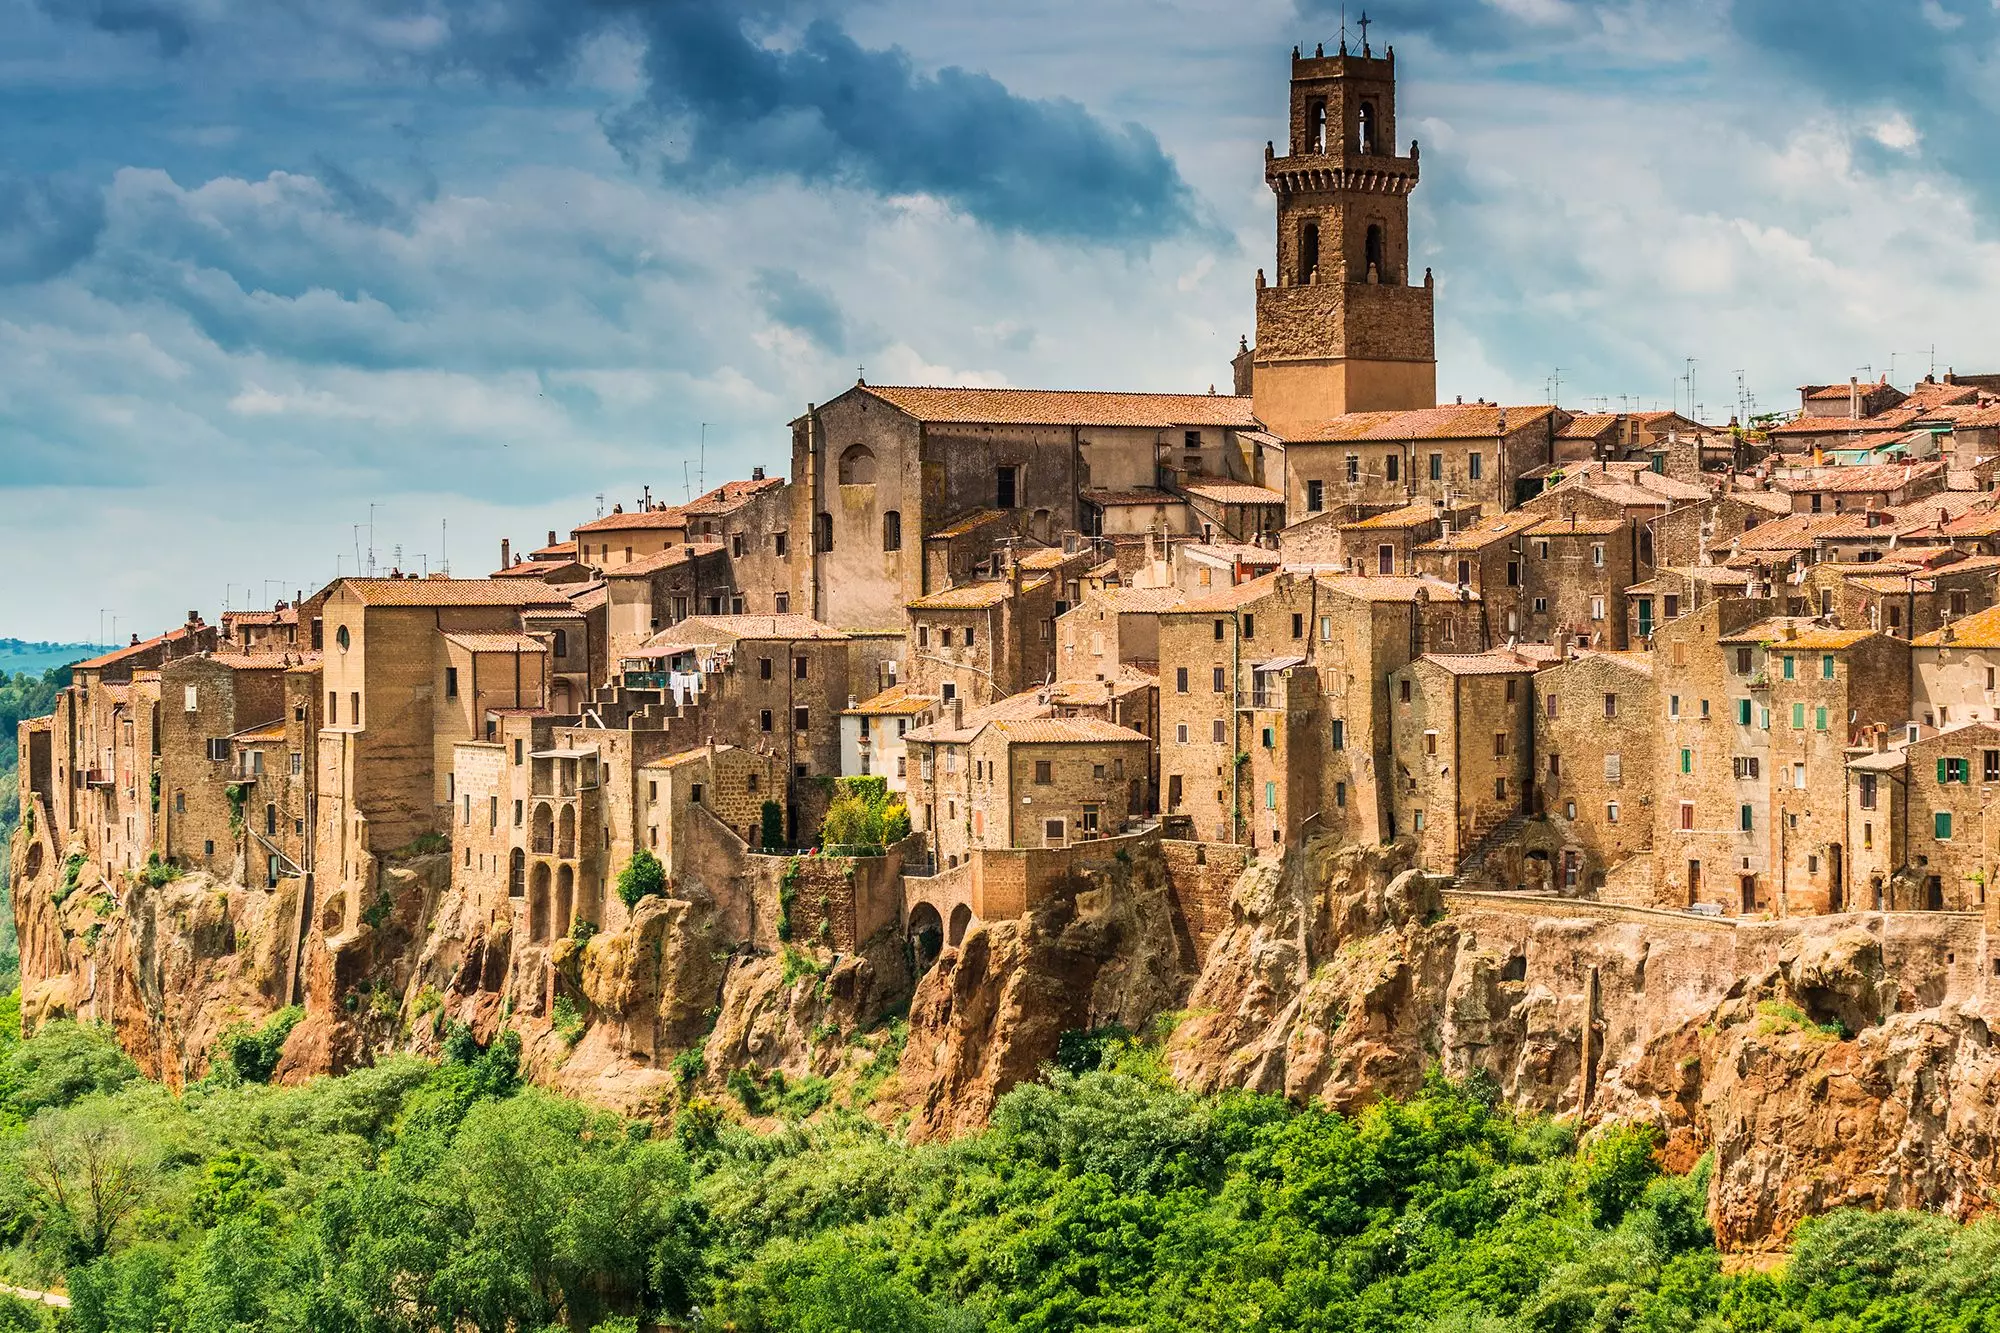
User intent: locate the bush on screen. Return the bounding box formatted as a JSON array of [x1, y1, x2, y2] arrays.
[[134, 853, 179, 888], [760, 800, 784, 851], [618, 849, 666, 910], [215, 1006, 304, 1085], [815, 777, 912, 852], [552, 995, 586, 1046]]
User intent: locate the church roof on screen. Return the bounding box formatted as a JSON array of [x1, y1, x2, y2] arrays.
[[856, 384, 1259, 429], [1287, 404, 1561, 443]]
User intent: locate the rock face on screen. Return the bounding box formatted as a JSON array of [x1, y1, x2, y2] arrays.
[[17, 810, 2000, 1252]]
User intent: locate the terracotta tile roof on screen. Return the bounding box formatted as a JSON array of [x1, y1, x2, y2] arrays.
[[928, 508, 1011, 540], [1087, 488, 1183, 507], [1527, 516, 1628, 537], [859, 384, 1258, 429], [1938, 405, 2000, 429], [987, 717, 1150, 744], [1343, 503, 1440, 530], [202, 652, 291, 671], [231, 721, 288, 743], [1172, 571, 1281, 613], [1089, 587, 1188, 613], [223, 608, 297, 628], [443, 632, 548, 654], [1768, 407, 1924, 437], [1773, 461, 1947, 495], [607, 539, 727, 576], [1316, 572, 1475, 602], [1943, 508, 2000, 538], [639, 615, 849, 650], [1018, 546, 1082, 571], [530, 540, 576, 559], [1185, 542, 1281, 565], [1902, 382, 1984, 411], [1571, 648, 1655, 677], [1804, 382, 1897, 402], [1182, 480, 1285, 506], [909, 576, 1051, 610], [1915, 604, 2000, 647], [564, 582, 608, 613], [1558, 412, 1623, 439], [1419, 652, 1538, 675], [572, 507, 686, 534], [1733, 490, 1796, 514], [679, 474, 785, 516], [338, 578, 570, 608], [73, 622, 209, 671], [845, 683, 935, 717], [494, 558, 588, 579], [1290, 404, 1560, 443], [1733, 513, 1869, 551], [1719, 618, 1877, 649], [1417, 510, 1543, 552]]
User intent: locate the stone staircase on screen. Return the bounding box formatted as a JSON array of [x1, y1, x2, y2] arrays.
[[1452, 812, 1530, 889]]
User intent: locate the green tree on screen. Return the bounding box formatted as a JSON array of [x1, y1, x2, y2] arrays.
[[616, 850, 665, 910]]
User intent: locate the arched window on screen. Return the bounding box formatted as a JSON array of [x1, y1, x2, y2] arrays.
[[883, 509, 902, 551], [839, 444, 876, 485], [508, 848, 525, 898], [1358, 101, 1376, 155], [815, 512, 834, 552], [1300, 221, 1320, 283], [1310, 99, 1327, 152], [1365, 224, 1385, 280]]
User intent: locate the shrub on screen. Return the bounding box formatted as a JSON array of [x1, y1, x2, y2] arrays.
[[569, 917, 599, 949], [618, 849, 666, 910], [669, 1047, 706, 1089], [552, 995, 585, 1046], [135, 853, 179, 888], [777, 858, 802, 942], [216, 1006, 303, 1085], [814, 777, 912, 852], [760, 800, 784, 850]]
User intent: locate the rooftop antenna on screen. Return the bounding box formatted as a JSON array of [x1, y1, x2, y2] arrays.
[[1547, 367, 1563, 407], [594, 493, 605, 519], [684, 459, 693, 503], [699, 422, 707, 495], [1340, 4, 1347, 53], [367, 502, 379, 577], [440, 518, 448, 576], [353, 525, 363, 579]]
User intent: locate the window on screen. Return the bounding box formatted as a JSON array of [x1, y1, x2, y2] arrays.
[[489, 796, 498, 829], [774, 530, 789, 557], [1243, 614, 1255, 640], [1821, 654, 1835, 680], [1590, 596, 1606, 621], [1494, 777, 1508, 801], [1265, 781, 1277, 810], [1167, 775, 1183, 809], [1425, 731, 1438, 756], [290, 753, 302, 776], [1213, 667, 1226, 693], [1386, 453, 1399, 482], [1335, 781, 1347, 807], [775, 592, 790, 614], [731, 532, 745, 557], [1175, 667, 1189, 694], [335, 625, 350, 651], [1680, 748, 1693, 774], [1604, 753, 1622, 781], [1400, 679, 1412, 704], [1214, 619, 1225, 642], [1320, 615, 1334, 642], [1733, 756, 1761, 779], [1792, 703, 1805, 729], [795, 655, 808, 680], [793, 707, 809, 732], [1331, 719, 1345, 750], [1603, 693, 1618, 719], [1468, 452, 1483, 481], [1549, 753, 1561, 776], [996, 466, 1018, 509], [760, 657, 773, 680], [1859, 773, 1878, 809], [1937, 811, 1954, 840], [1545, 692, 1557, 719], [1737, 698, 1752, 726], [1378, 544, 1395, 575], [883, 510, 902, 551], [1494, 732, 1508, 757], [1669, 694, 1681, 719], [941, 682, 956, 701], [514, 800, 523, 826], [351, 692, 360, 726], [1680, 802, 1694, 831], [1591, 543, 1605, 568], [815, 512, 833, 552], [1292, 613, 1304, 638], [760, 709, 774, 732], [1987, 750, 2000, 783], [445, 666, 458, 699], [1533, 597, 1549, 614], [690, 783, 703, 805], [1034, 760, 1053, 785], [1456, 559, 1470, 586], [1607, 801, 1619, 824], [1306, 479, 1324, 512], [1940, 757, 1969, 784], [1212, 719, 1226, 743], [1815, 706, 1828, 731], [1262, 726, 1275, 748], [1740, 804, 1754, 832], [1792, 763, 1807, 790], [1345, 454, 1360, 483], [1782, 655, 1795, 681], [183, 685, 198, 712], [1736, 647, 1753, 673]]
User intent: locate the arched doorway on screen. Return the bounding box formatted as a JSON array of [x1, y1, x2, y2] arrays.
[[528, 862, 551, 942], [947, 903, 973, 947], [907, 902, 944, 973], [557, 805, 576, 859], [555, 865, 574, 938], [531, 803, 553, 855], [509, 848, 525, 899]]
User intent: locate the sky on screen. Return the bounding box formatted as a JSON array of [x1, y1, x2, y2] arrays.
[[4, 0, 1999, 640]]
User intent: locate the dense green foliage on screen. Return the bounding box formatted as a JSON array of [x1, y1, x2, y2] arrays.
[[818, 775, 912, 853], [616, 849, 666, 910], [0, 1008, 1992, 1330]]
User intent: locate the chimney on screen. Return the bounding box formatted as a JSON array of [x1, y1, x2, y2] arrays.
[[1008, 546, 1022, 598], [501, 538, 512, 569], [951, 697, 964, 730], [129, 632, 140, 646], [1874, 723, 1889, 753], [643, 485, 652, 509], [547, 529, 557, 547], [1850, 376, 1860, 421], [752, 465, 765, 480]]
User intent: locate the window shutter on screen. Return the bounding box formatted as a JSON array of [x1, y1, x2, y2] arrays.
[[1939, 757, 1950, 784]]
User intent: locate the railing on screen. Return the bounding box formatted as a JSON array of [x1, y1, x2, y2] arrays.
[[1237, 689, 1279, 710], [622, 671, 671, 691], [531, 833, 553, 855]]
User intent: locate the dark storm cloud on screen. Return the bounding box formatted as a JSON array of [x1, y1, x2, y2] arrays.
[[752, 267, 848, 353], [0, 174, 107, 283], [42, 0, 1201, 244]]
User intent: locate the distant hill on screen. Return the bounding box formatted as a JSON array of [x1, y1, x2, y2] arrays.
[[0, 638, 107, 680]]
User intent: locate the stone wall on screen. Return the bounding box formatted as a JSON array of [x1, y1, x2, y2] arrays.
[[1161, 838, 1249, 961]]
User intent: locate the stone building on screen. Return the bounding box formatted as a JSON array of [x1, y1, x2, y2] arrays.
[[1283, 405, 1568, 517], [1534, 650, 1657, 896], [1896, 724, 2000, 912], [840, 684, 935, 793], [1054, 586, 1187, 679], [904, 559, 1059, 708], [158, 653, 298, 885], [1387, 651, 1536, 870], [572, 504, 688, 573], [1243, 39, 1437, 434]]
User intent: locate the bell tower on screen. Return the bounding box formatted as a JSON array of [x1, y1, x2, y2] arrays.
[[1246, 35, 1437, 437]]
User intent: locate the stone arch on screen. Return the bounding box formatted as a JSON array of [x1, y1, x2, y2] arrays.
[[531, 802, 554, 854], [528, 861, 551, 942], [907, 902, 944, 973], [557, 804, 576, 859], [947, 902, 973, 947], [883, 509, 902, 551], [1357, 100, 1376, 155], [839, 444, 876, 485], [509, 847, 526, 898], [555, 864, 574, 936], [1300, 220, 1320, 283]]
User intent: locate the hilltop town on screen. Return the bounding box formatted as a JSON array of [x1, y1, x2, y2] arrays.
[[16, 39, 2000, 1250]]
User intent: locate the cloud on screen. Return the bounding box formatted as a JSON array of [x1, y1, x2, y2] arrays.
[[752, 267, 848, 354], [41, 0, 1203, 244], [0, 175, 107, 283]]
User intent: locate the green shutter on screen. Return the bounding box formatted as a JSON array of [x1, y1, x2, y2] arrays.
[[1783, 656, 1795, 680], [1822, 655, 1835, 680], [1939, 758, 1951, 784], [1937, 811, 1953, 840], [1816, 707, 1828, 731], [1737, 698, 1752, 725], [1680, 748, 1692, 774], [1792, 703, 1805, 729]]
